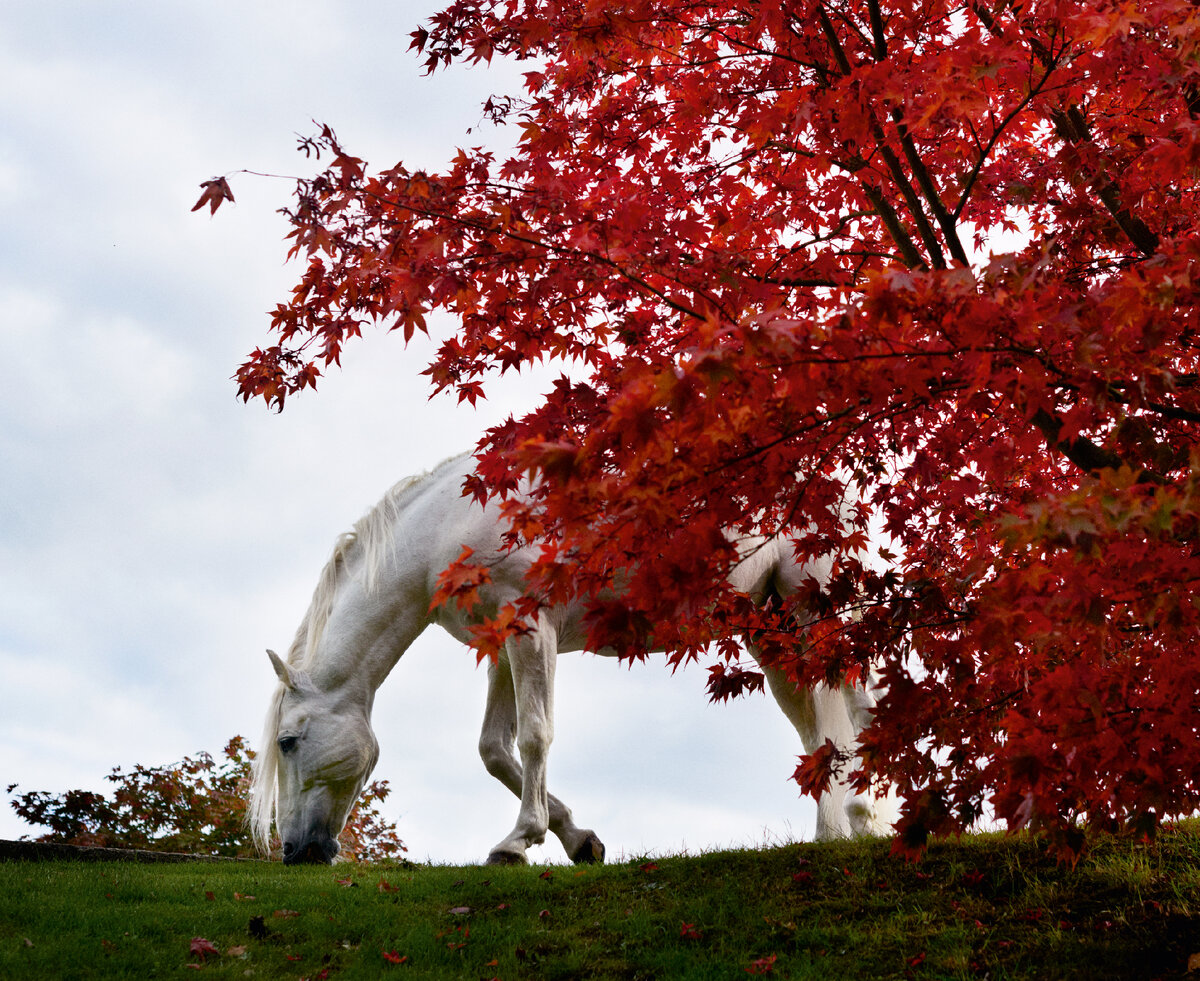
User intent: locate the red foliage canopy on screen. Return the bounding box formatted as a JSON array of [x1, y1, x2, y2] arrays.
[[233, 0, 1200, 857]]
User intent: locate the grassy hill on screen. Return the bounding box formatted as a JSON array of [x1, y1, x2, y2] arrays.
[[3, 830, 1200, 979]]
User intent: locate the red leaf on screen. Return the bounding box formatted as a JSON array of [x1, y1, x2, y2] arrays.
[[746, 953, 778, 975], [190, 177, 234, 215], [189, 937, 219, 962]]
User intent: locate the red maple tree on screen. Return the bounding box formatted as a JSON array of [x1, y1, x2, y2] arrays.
[[230, 0, 1200, 858]]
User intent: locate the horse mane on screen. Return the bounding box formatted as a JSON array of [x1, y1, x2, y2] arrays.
[[247, 453, 469, 853]]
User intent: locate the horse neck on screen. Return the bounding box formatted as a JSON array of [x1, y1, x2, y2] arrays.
[[299, 521, 439, 702]]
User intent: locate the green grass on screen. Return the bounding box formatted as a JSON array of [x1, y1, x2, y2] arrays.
[[3, 829, 1200, 979]]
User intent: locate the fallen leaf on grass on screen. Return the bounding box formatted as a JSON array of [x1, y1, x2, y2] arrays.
[[680, 922, 702, 940], [382, 949, 408, 964], [225, 945, 247, 958], [190, 937, 219, 962], [746, 953, 777, 975], [639, 861, 659, 873], [378, 879, 400, 893], [204, 891, 215, 901], [449, 906, 472, 915], [335, 876, 356, 887], [233, 892, 256, 901], [274, 909, 301, 918], [1188, 952, 1200, 972]]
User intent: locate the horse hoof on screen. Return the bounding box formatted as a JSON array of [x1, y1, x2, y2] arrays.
[[570, 833, 606, 865], [486, 849, 528, 866]]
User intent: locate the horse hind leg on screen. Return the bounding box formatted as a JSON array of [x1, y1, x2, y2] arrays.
[[838, 679, 900, 835], [478, 646, 605, 865], [760, 666, 857, 839]]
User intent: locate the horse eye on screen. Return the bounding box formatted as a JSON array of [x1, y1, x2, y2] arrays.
[[278, 735, 299, 754]]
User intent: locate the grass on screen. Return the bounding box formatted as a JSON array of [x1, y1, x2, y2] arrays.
[[3, 829, 1200, 979]]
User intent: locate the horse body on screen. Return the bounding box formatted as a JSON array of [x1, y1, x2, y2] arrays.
[[252, 452, 895, 865]]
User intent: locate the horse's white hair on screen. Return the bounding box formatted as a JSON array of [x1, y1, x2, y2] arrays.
[[246, 464, 446, 853]]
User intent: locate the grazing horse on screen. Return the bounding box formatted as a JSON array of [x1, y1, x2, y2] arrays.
[[250, 453, 895, 865]]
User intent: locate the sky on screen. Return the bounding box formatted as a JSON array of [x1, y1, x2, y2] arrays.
[[0, 0, 824, 864]]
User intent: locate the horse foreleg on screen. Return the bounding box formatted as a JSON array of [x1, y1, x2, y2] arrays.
[[478, 654, 605, 865]]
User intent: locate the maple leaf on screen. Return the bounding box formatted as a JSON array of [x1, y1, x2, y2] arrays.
[[792, 739, 843, 799], [746, 953, 778, 974], [189, 937, 219, 962], [190, 177, 234, 215]]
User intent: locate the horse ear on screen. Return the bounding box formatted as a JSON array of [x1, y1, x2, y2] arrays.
[[267, 649, 297, 691]]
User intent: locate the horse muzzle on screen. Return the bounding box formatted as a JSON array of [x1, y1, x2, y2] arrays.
[[282, 833, 340, 865]]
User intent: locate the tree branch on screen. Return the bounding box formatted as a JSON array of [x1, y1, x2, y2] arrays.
[[816, 4, 932, 270], [1030, 407, 1163, 483], [968, 1, 1160, 258]]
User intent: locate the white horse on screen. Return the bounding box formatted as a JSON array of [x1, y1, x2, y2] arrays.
[[250, 452, 896, 865]]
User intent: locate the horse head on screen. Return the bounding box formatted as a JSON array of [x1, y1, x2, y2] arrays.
[[264, 649, 380, 864]]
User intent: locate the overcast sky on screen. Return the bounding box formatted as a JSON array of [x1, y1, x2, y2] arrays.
[[0, 0, 822, 863]]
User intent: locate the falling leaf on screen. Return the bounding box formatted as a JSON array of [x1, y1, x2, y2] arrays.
[[190, 177, 235, 215]]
